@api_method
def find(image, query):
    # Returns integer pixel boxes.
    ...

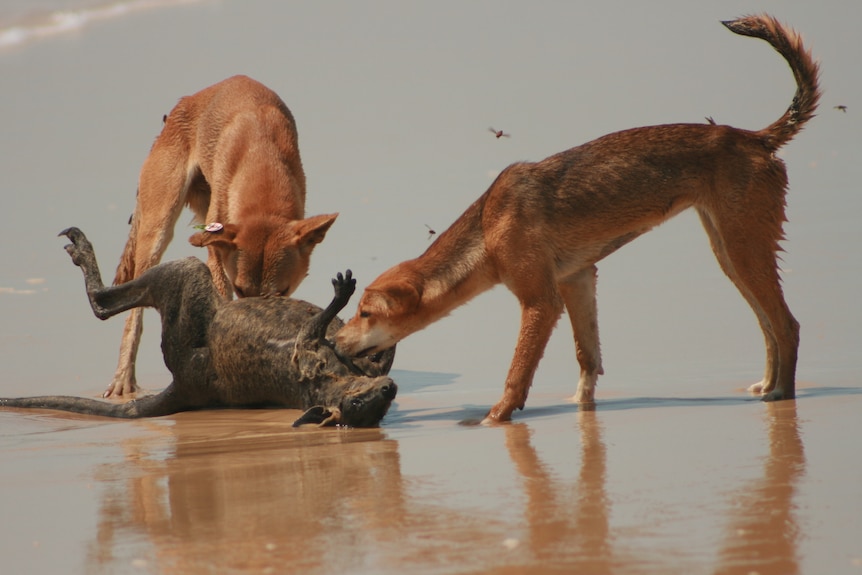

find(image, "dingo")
[335,15,820,422]
[108,75,337,397]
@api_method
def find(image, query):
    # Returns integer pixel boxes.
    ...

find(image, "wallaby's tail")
[0,388,184,419]
[722,14,821,151]
[113,204,140,285]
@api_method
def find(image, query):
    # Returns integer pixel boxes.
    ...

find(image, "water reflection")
[84,413,407,573]
[503,412,612,573]
[715,401,805,575]
[477,401,807,573]
[81,409,616,573]
[79,399,807,573]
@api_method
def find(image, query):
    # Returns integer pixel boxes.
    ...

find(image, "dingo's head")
[190,213,337,298]
[334,270,425,358]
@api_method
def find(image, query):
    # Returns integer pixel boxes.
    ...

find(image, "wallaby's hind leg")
[61,227,153,319]
[62,227,220,380]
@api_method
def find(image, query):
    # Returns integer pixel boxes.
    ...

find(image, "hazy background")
[0,0,859,402]
[1,3,861,573]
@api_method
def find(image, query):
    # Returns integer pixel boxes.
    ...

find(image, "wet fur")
[335,15,820,422]
[0,229,396,428]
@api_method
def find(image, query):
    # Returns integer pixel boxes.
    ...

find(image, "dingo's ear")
[189,223,239,251]
[368,282,421,314]
[292,213,338,254]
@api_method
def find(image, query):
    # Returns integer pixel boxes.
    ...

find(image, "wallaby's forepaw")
[331,270,356,302]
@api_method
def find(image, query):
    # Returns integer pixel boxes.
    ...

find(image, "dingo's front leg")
[483,292,564,423]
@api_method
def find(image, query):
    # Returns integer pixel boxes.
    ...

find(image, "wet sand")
[3,380,862,574]
[1,2,861,574]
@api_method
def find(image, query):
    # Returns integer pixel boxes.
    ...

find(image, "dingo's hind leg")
[559,266,604,404]
[697,201,798,401]
[108,134,193,398]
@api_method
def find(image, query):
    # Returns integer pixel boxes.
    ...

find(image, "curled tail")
[723,14,821,151]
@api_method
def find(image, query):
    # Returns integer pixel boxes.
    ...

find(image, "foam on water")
[0,0,204,50]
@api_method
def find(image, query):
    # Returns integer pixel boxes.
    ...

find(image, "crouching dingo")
[108,75,337,397]
[335,15,820,422]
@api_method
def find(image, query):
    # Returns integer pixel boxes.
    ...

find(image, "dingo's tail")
[723,14,821,151]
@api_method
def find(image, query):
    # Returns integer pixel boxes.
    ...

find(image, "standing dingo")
[335,15,820,422]
[108,75,337,397]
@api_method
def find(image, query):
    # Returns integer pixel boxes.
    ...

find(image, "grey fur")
[0,228,396,427]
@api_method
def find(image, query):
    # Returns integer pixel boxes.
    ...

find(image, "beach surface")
[1,1,860,573]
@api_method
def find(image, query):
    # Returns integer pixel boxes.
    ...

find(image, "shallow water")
[1,1,861,573]
[3,378,861,574]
